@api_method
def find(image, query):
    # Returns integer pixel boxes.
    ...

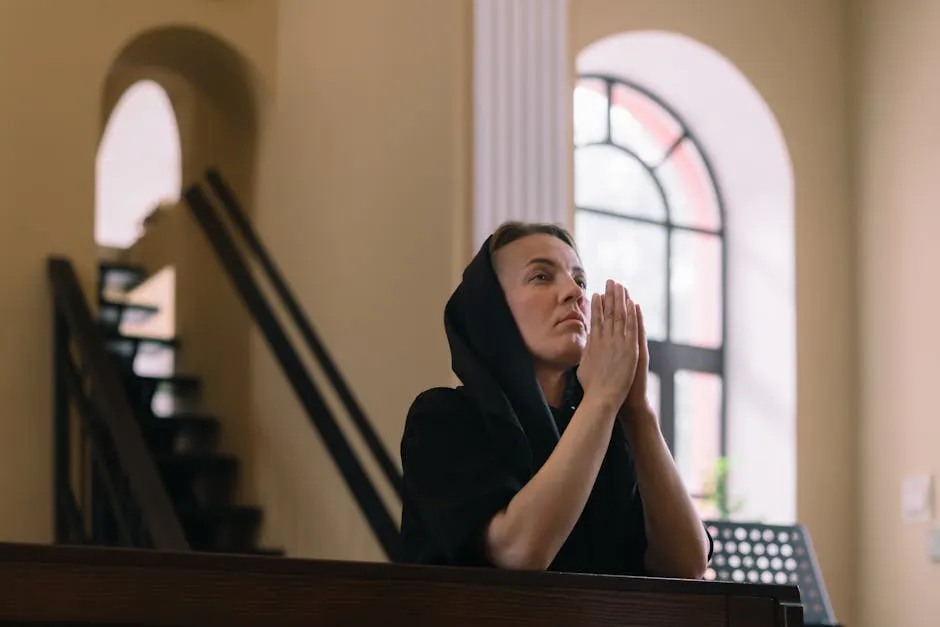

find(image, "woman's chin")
[548,337,586,368]
[564,331,588,352]
[530,332,587,370]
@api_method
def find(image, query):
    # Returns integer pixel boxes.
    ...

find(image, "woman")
[399,221,711,578]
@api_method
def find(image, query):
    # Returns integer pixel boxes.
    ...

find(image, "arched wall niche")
[97,24,265,513]
[101,24,262,198]
[576,30,797,524]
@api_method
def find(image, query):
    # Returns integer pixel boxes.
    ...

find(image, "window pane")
[670,229,723,347]
[610,83,683,164]
[658,138,722,231]
[574,145,666,221]
[674,370,723,499]
[574,211,668,340]
[574,78,608,146]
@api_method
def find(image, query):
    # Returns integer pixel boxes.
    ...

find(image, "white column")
[473,0,570,249]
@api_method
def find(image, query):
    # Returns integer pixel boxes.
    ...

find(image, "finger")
[589,293,600,339]
[603,280,614,335]
[625,297,637,341]
[620,283,630,331]
[611,283,626,337]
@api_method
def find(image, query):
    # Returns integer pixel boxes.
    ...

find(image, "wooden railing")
[48,257,189,550]
[0,542,804,626]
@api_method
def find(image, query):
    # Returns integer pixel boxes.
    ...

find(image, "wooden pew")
[0,542,803,626]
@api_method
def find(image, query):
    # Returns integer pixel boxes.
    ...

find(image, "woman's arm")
[486,287,639,570]
[619,302,710,579]
[484,392,618,570]
[625,406,711,579]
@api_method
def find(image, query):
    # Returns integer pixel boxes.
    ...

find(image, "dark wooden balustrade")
[48,257,189,550]
[0,542,802,626]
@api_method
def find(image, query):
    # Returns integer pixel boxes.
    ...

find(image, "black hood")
[443,236,579,473]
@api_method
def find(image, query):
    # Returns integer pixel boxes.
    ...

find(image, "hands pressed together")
[573,283,710,579]
[577,279,652,421]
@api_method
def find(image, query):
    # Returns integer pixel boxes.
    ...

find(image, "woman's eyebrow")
[525,257,585,275]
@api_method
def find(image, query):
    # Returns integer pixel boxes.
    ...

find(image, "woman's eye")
[532,273,550,282]
[576,277,587,289]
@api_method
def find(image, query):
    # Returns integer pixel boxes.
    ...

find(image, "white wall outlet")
[928,528,940,563]
[902,474,934,523]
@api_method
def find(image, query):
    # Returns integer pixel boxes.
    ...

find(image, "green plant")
[701,456,745,520]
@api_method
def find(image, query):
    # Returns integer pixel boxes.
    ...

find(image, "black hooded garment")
[399,235,666,575]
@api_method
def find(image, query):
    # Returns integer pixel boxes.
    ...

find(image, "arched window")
[573,76,724,514]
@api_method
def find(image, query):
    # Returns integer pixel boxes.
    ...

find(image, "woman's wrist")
[619,402,660,440]
[580,389,623,421]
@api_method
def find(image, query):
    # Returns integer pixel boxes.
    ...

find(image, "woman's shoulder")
[401,386,496,459]
[405,386,481,431]
[401,385,528,491]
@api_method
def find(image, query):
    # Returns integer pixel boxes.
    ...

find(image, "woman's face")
[493,234,589,371]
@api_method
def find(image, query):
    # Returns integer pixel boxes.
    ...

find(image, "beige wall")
[571,0,857,623]
[855,2,940,626]
[0,0,275,543]
[248,0,471,560]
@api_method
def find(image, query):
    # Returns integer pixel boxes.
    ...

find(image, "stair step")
[103,331,178,350]
[99,298,160,328]
[99,261,147,274]
[145,415,220,455]
[159,453,238,508]
[99,262,148,294]
[177,505,263,553]
[102,333,179,374]
[157,452,237,474]
[123,374,202,417]
[135,374,201,390]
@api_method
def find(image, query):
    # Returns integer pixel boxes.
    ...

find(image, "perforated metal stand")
[704,520,840,626]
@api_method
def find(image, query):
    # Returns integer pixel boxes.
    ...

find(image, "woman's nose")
[560,277,584,303]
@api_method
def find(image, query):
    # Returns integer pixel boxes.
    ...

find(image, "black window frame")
[573,74,728,476]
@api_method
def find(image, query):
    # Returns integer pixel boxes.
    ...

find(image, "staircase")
[96,260,281,556]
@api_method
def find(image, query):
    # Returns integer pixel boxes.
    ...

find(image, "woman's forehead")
[495,234,582,272]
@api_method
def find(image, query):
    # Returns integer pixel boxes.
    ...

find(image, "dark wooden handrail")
[183,186,401,560]
[47,257,189,550]
[204,169,403,499]
[0,542,805,626]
